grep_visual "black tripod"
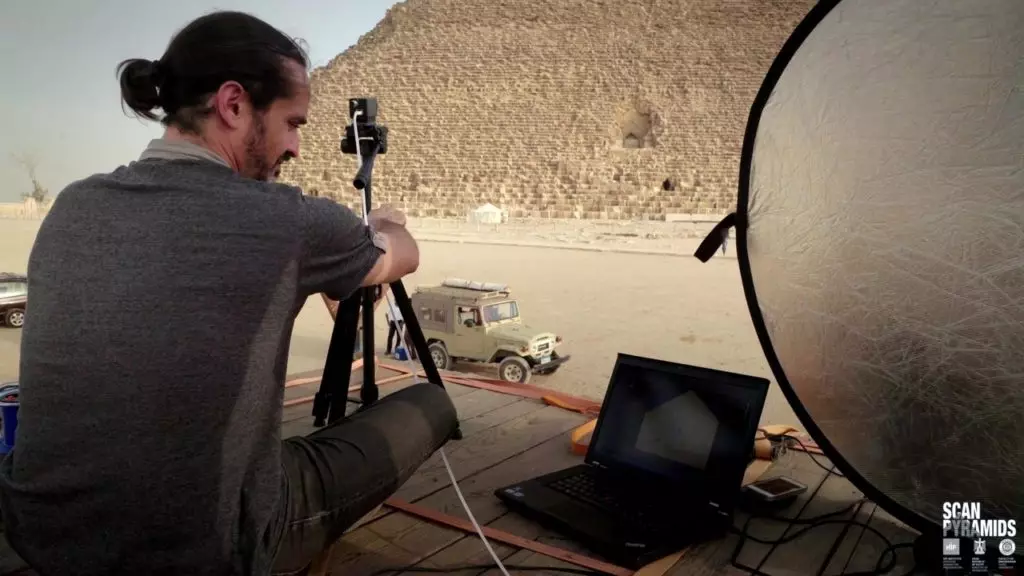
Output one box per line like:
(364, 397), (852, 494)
(311, 98), (461, 440)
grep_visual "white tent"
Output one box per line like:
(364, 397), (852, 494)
(467, 203), (506, 225)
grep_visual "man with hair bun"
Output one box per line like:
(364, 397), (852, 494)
(0, 11), (457, 576)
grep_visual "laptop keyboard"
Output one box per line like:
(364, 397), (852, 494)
(546, 470), (676, 531)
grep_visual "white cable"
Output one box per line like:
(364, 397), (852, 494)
(380, 293), (512, 569)
(350, 109), (369, 225)
(440, 446), (512, 576)
(354, 107), (510, 575)
(381, 293), (510, 575)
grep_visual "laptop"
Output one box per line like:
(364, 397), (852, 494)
(494, 353), (769, 568)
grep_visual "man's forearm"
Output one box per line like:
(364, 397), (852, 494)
(375, 220), (419, 267)
(361, 220), (420, 286)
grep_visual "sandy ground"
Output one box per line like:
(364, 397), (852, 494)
(0, 217), (797, 426)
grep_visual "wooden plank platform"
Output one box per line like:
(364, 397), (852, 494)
(284, 366), (923, 576)
(0, 364), (923, 575)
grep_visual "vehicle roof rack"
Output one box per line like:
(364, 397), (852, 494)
(441, 278), (509, 292)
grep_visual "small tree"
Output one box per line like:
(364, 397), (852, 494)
(12, 153), (49, 204)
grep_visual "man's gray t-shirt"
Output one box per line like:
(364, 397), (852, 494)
(0, 156), (382, 575)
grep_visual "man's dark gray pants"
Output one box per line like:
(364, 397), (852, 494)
(269, 383), (458, 575)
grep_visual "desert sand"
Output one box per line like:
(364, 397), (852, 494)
(0, 216), (798, 426)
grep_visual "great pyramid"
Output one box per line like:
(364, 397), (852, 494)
(279, 0), (816, 220)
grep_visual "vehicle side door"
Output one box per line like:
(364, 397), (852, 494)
(450, 305), (486, 359)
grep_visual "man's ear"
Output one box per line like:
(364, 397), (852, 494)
(211, 81), (250, 129)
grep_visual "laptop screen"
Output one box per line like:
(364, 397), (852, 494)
(586, 354), (769, 508)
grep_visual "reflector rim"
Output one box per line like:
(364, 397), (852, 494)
(734, 0), (934, 536)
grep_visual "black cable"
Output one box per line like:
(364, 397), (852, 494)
(750, 498), (867, 526)
(731, 520), (899, 575)
(762, 432), (844, 478)
(369, 564), (601, 575)
(843, 542), (916, 576)
(367, 511), (916, 576)
(729, 495), (918, 576)
(745, 431), (847, 575)
(732, 452), (917, 576)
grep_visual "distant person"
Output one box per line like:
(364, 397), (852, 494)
(0, 11), (457, 576)
(721, 227), (729, 255)
(385, 298), (405, 355)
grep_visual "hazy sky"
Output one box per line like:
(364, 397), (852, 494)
(0, 0), (399, 202)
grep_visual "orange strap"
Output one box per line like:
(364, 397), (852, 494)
(570, 419), (597, 456)
(753, 425), (797, 460)
(541, 394), (602, 416)
(757, 425), (823, 455)
(384, 497), (632, 576)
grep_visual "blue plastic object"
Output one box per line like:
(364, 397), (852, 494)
(0, 382), (20, 454)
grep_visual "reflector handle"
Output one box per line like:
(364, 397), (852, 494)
(693, 212), (745, 262)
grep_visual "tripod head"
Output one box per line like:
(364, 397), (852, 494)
(340, 98), (389, 190)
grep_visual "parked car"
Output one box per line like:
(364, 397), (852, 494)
(410, 278), (570, 384)
(0, 273), (27, 329)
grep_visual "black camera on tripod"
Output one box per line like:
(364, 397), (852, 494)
(341, 99), (389, 190)
(341, 98), (388, 155)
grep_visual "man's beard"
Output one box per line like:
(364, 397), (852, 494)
(242, 115), (283, 182)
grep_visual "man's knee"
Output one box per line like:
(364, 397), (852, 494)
(382, 383), (458, 444)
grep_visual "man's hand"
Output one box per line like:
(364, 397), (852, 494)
(368, 205), (407, 228)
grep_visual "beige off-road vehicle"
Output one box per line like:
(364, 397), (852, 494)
(410, 279), (570, 384)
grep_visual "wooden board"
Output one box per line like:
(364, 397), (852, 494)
(749, 457), (860, 576)
(830, 496), (919, 573)
(321, 406), (924, 576)
(384, 432), (593, 572)
(402, 512), (591, 576)
(326, 408), (589, 573)
(393, 405), (587, 503)
(481, 547), (592, 576)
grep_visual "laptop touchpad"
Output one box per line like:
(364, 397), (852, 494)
(549, 500), (618, 535)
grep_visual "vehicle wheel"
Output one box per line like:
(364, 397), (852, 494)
(498, 356), (531, 384)
(427, 342), (451, 371)
(4, 308), (24, 329)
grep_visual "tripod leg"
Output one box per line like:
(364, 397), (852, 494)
(315, 294), (362, 427)
(359, 286), (378, 408)
(388, 280), (444, 387)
